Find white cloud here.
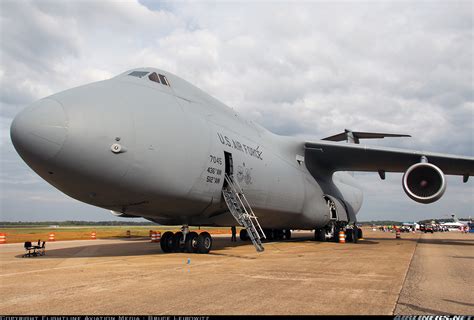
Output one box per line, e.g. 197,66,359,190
0,0,472,221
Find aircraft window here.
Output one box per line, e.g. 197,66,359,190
128,71,149,78
148,72,160,83
159,74,170,86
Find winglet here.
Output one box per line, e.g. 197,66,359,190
322,129,411,144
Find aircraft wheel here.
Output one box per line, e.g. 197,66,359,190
284,229,291,240
160,231,174,253
345,229,356,243
264,229,274,241
274,229,284,240
333,227,341,242
240,229,249,241
197,232,212,254
172,232,184,252
357,228,363,239
315,228,326,242
185,232,199,253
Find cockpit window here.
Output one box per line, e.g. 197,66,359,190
128,71,149,78
127,70,171,87
159,74,170,86
148,72,160,83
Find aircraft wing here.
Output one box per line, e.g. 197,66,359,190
305,141,474,177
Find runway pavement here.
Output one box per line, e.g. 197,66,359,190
395,232,474,315
0,229,472,315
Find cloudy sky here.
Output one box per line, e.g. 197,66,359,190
0,0,472,222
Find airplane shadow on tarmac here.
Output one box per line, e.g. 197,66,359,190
15,236,295,259
26,231,474,259
15,235,380,258
15,234,472,259
417,238,474,246
364,235,474,247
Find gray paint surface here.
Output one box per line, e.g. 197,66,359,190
10,68,474,228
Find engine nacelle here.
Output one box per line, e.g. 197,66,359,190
402,163,446,204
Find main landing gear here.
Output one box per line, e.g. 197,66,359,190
240,228,292,241
160,226,213,254
314,224,363,243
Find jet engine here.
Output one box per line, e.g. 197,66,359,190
402,162,446,204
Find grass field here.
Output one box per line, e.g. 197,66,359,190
0,225,234,243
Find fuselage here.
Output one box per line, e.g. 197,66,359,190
440,222,467,231
10,68,363,229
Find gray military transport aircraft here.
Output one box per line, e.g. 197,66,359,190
10,68,474,254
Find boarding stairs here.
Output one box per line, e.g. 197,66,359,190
222,173,266,252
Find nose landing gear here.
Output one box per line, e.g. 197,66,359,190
160,231,174,253
160,226,213,254
184,231,199,253
196,232,212,254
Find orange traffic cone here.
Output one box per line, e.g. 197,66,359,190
339,231,345,243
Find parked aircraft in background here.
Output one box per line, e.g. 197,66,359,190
441,214,470,231
10,68,474,253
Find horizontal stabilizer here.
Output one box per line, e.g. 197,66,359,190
322,129,411,144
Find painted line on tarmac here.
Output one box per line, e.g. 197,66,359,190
392,233,421,315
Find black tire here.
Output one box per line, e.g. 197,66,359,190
185,232,199,253
352,228,358,243
345,229,354,243
315,228,326,242
274,229,284,240
197,232,212,254
160,231,174,253
240,229,249,241
172,231,184,252
333,227,341,242
264,229,273,241
284,229,291,240
357,228,363,239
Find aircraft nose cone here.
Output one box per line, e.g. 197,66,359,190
11,98,68,162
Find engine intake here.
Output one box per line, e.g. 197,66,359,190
402,163,446,204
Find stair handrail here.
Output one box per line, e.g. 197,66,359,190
223,173,266,239
221,186,265,251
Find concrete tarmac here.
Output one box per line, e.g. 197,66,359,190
0,230,472,315
395,232,474,315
